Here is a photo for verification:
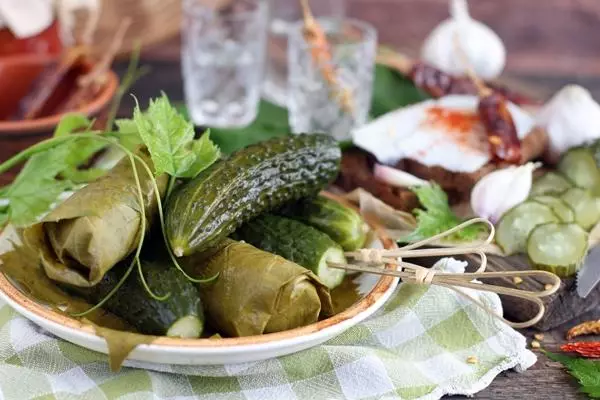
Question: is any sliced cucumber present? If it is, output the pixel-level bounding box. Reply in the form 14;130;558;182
496;202;559;255
530;172;573;197
558;147;600;196
531;196;575;223
527;222;588;277
166;315;204;338
560;187;600;230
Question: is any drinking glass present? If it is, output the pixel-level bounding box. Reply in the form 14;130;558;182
181;0;268;128
287;18;377;141
263;0;346;106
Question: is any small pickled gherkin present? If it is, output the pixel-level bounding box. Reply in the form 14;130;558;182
278;195;368;251
234;215;346;289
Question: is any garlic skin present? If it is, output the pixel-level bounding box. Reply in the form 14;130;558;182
373;164;428;188
536;84;600;163
470;162;540;224
420;0;506;80
0;0;54;39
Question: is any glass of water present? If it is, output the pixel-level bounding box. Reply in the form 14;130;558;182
181;0;268;128
287;18;377;141
263;0;346;106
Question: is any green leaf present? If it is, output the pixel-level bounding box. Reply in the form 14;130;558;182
0;211;7;228
61;138;107;178
61;167;107;184
115;119;143;151
53;113;109;183
370;65;431;119
53;113;92;137
185;130;221;178
208;100;290;154
6;144;75;227
402;183;484;243
133;94;220;178
546;351;600;398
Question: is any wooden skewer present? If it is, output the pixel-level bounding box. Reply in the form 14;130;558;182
375;46;414;75
57;18;132;113
452;33;492;97
299;0;354;114
327;217;561;329
79;18;132;88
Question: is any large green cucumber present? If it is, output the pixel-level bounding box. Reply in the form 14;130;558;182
67;259;204;337
166;134;341;256
278;195;368;251
233;215;347;289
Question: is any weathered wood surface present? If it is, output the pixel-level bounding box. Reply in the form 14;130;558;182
477;255;600;332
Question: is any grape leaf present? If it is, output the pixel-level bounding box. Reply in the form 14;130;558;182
133;94;220;178
114;119;143;151
5;144;75;227
53;113;93;137
207;100;290;154
53;114;108;183
546;351;600;398
402;183;485;243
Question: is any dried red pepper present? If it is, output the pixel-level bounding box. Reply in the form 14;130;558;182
409;61;476;98
477;91;522;163
561;342;600;358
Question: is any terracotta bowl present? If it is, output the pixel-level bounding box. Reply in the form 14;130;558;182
0;55;118;135
0;54;118;184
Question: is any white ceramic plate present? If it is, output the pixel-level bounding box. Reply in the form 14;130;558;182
0;211;398;366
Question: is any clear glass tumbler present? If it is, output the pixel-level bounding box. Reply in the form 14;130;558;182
287;18;377;141
181;0;268;128
263;0;346;106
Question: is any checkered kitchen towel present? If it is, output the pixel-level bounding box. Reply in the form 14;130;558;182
0;258;535;400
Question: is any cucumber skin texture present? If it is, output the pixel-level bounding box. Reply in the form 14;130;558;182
233;214;343;276
278;196;367;251
166;134;341;256
70;260;204;337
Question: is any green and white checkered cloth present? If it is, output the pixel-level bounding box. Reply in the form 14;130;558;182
0;258;535;400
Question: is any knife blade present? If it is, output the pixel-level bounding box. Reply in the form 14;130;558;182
576;245;600;298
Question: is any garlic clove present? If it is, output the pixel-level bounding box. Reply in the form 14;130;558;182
373;163;429;188
421;0;506;80
536;84;600;162
0;0;54;39
470;162;539;224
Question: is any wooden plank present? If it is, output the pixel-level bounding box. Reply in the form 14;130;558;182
478;255;600;331
410;252;600;331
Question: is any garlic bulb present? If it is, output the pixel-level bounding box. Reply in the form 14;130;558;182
0;0;54;39
470;162;540;224
56;0;101;45
420;0;506;80
536;84;600;163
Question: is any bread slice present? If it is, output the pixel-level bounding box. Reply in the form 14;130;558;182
337;127;548;210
